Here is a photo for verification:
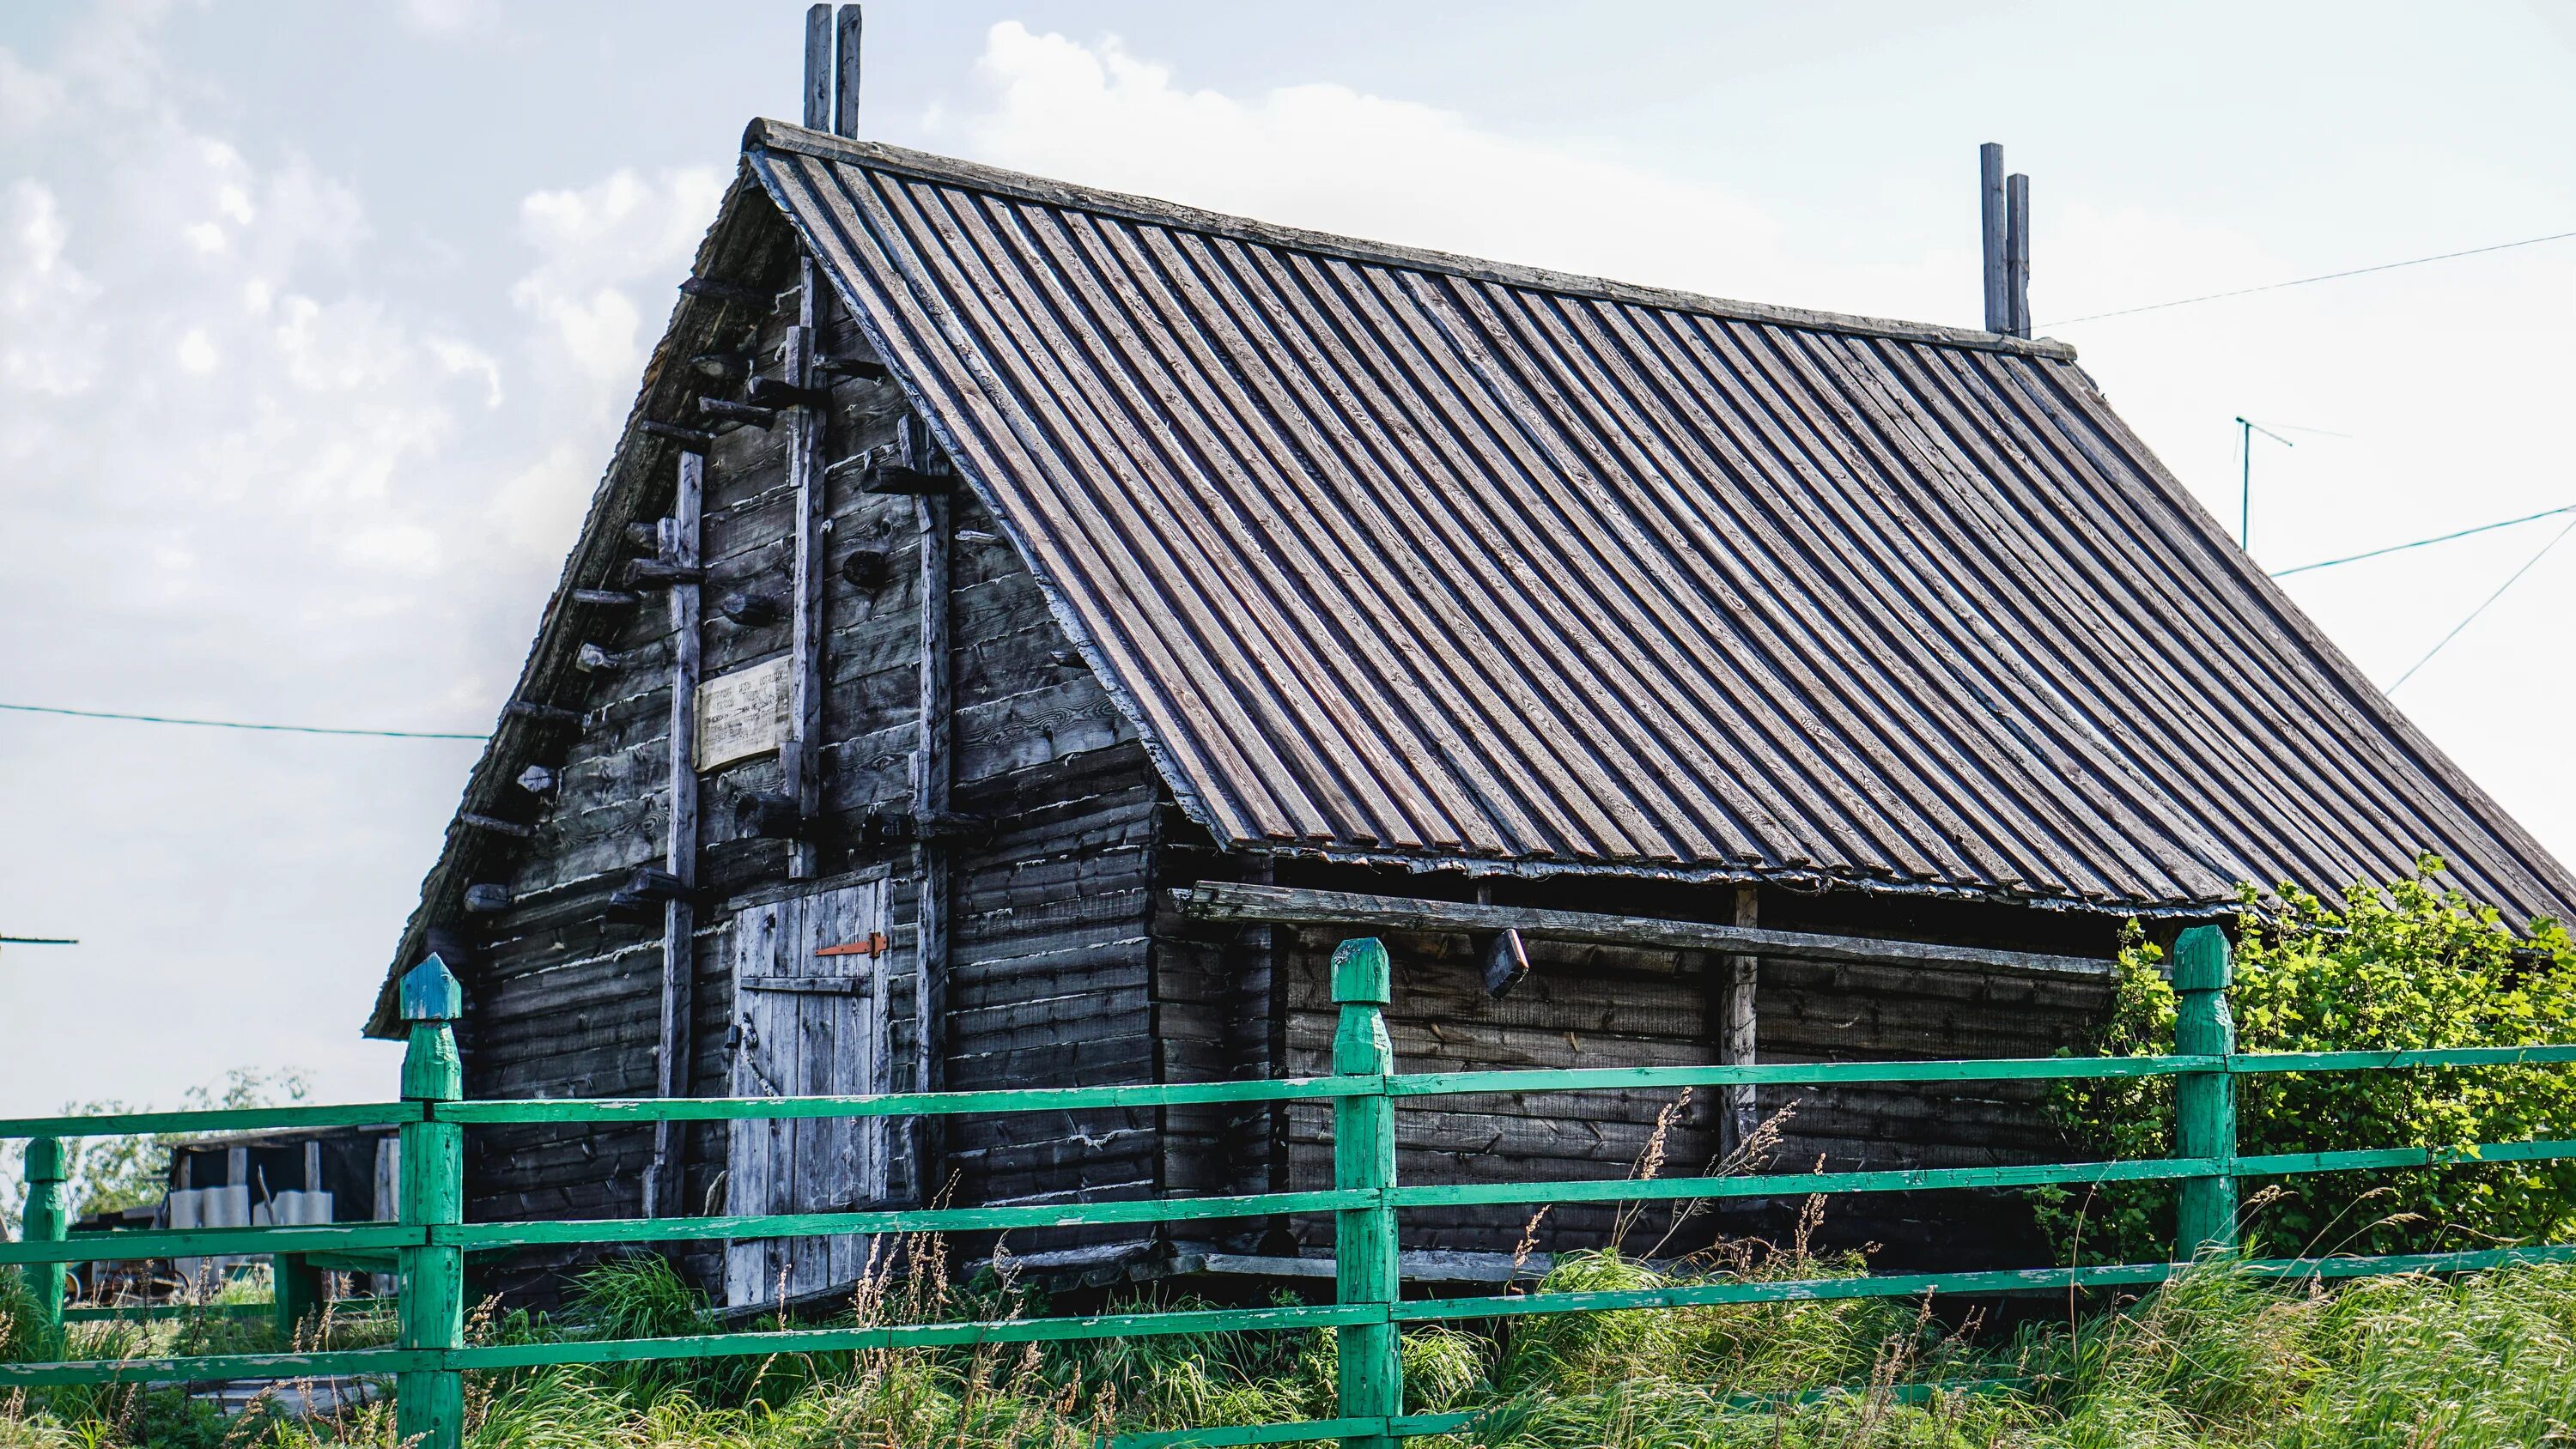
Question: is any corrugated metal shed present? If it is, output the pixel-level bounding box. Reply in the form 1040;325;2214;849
723;120;2567;925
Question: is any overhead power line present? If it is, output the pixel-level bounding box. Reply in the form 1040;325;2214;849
2387;515;2576;693
2271;502;2576;579
2043;227;2576;328
0;701;486;741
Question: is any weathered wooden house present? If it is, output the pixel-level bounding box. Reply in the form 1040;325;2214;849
364;75;2576;1308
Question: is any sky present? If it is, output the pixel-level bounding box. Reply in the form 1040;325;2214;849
3;0;2573;1116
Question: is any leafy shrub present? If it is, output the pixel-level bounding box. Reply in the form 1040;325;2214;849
2037;858;2576;1262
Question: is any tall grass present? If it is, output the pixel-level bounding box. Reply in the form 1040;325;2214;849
13;1245;2576;1447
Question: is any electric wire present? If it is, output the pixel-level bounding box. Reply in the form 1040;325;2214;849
2387;515;2576;693
2271;503;2576;578
0;701;486;740
2042;227;2576;328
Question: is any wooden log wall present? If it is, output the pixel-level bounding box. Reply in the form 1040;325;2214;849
1212;864;2120;1273
455;217;1163;1304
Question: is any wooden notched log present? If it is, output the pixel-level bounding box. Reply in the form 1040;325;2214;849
638;421;714;452
459;812;534;839
698;397;779;429
607;866;692;923
678;276;769;307
1175;882;2118;979
858;807;989;848
574;642;617;672
718;587;787;627
622;519;673;553
840;549;892;592
571;589;641;607
732;791;805;840
1481;928;1530;998
859;462;946;496
514;764;557;796
503;701;582;729
622;557;708;587
462;883;512;913
690;352;750;381
819;355;888;385
744;375;829;409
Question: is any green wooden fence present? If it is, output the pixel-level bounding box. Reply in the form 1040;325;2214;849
9;927;2576;1448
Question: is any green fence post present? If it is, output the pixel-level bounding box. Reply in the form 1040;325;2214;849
21;1136;68;1351
2172;925;2238;1258
1332;937;1401;1449
271;1252;323;1347
397;955;467;1449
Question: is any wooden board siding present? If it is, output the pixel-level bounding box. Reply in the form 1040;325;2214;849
456;226;1160;1305
1240;874;2116;1270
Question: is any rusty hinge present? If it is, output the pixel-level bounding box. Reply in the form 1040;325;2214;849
816;931;890;960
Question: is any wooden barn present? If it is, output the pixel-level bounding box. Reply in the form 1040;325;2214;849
363;70;2576;1309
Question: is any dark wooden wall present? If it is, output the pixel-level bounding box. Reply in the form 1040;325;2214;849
454;214;1161;1304
1149;858;2123;1274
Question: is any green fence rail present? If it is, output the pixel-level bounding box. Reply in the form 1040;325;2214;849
9;927;2576;1447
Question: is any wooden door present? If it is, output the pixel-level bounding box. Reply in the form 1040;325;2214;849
724;876;891;1307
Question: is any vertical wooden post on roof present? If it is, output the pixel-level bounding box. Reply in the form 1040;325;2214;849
395;955;466;1449
784;264;827;881
909;412;954;1191
1330;937;1401;1449
2004;172;2032;339
1720;884;1759;1160
800;4;831;130
645;446;705;1221
1979;142;2009;334
2172;925;2239;1258
833;4;863;138
21;1136;67;1349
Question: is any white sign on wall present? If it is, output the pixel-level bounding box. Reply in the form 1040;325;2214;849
695;656;793;771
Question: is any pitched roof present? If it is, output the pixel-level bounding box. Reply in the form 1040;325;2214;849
744;120;2575;922
375;121;2576;1035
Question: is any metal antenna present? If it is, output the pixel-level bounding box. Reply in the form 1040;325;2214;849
2235;416;2294;552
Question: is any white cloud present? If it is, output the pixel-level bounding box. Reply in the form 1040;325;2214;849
0;179;102;398
175;327;217;373
0;45;68;131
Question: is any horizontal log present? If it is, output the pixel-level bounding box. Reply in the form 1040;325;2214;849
1179;882;2116;979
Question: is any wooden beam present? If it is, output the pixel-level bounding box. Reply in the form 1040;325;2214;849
909;412;953;1199
1720;885;1758;1160
784;264;826;879
645;446;704;1221
2005;171;2032;339
833;3;863;139
1172;882;2117;979
1979;142;2009;334
801;4;832;130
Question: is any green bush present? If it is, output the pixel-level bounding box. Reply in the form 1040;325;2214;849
2037;858;2576;1263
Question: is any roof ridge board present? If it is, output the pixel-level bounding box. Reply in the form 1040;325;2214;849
744;119;2078;366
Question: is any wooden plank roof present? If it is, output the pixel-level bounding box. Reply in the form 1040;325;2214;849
744;119;2575;923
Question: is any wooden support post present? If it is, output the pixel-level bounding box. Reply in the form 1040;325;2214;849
833;3;863;138
395;956;465;1449
1979;142;2009;334
2172;925;2238;1259
646;446;705;1221
1330;937;1400;1449
21;1137;66;1350
2005;171;2032;339
271;1252;323;1346
1720;884;1759;1160
909;413;953;1194
783;264;826;880
801;4;831;130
